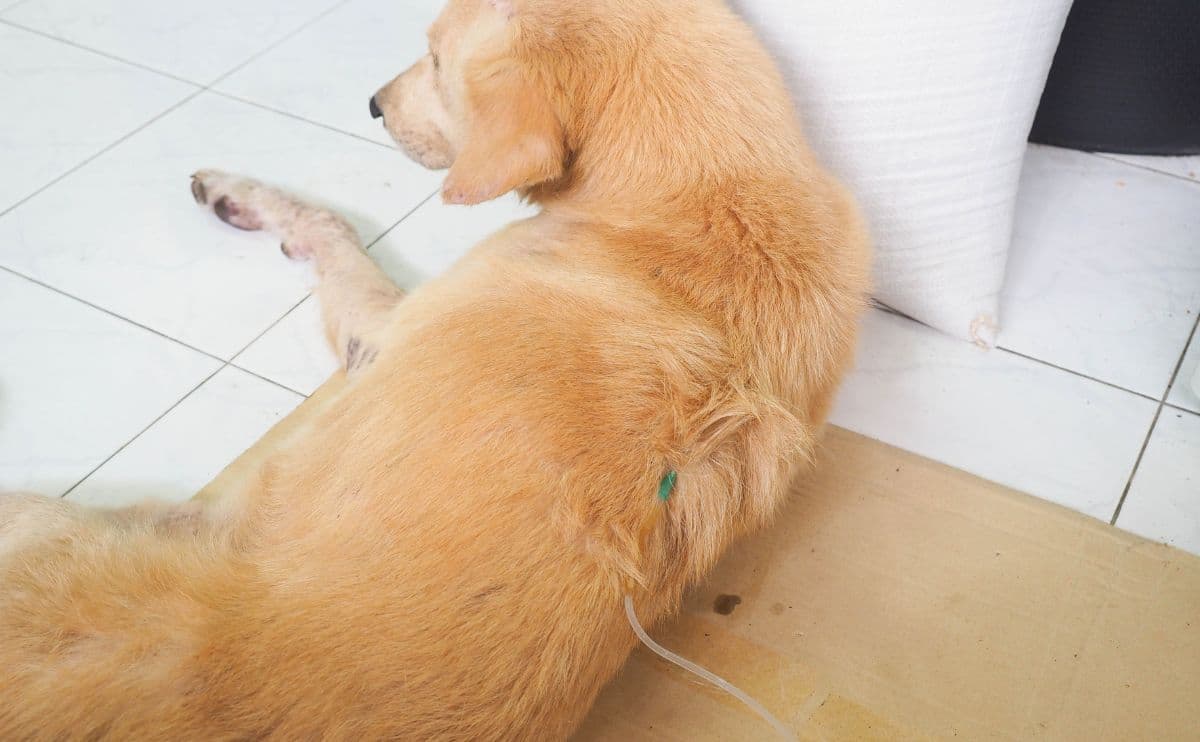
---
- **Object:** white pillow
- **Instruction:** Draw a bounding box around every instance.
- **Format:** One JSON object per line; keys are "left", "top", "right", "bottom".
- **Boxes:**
{"left": 732, "top": 1, "right": 1073, "bottom": 345}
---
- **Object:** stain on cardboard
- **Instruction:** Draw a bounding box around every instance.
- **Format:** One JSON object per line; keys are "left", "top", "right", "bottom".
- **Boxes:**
{"left": 713, "top": 594, "right": 742, "bottom": 615}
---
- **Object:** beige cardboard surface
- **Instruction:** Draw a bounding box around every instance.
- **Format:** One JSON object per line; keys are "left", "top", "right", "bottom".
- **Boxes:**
{"left": 202, "top": 379, "right": 1200, "bottom": 741}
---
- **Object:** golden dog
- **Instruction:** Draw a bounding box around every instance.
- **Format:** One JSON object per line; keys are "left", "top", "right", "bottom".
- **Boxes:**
{"left": 0, "top": 0, "right": 870, "bottom": 738}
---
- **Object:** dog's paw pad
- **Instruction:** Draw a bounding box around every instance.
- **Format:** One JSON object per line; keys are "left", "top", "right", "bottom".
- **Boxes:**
{"left": 213, "top": 195, "right": 263, "bottom": 231}
{"left": 191, "top": 170, "right": 266, "bottom": 232}
{"left": 280, "top": 241, "right": 312, "bottom": 260}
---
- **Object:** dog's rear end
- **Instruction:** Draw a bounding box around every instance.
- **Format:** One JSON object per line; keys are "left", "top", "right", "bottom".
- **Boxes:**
{"left": 0, "top": 0, "right": 870, "bottom": 738}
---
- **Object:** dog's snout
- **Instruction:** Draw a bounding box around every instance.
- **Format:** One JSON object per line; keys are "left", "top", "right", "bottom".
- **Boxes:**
{"left": 369, "top": 96, "right": 383, "bottom": 121}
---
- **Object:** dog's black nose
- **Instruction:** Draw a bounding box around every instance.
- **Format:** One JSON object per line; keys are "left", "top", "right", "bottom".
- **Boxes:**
{"left": 369, "top": 96, "right": 383, "bottom": 120}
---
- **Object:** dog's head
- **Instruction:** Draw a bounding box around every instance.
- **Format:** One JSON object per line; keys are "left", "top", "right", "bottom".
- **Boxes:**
{"left": 371, "top": 0, "right": 798, "bottom": 211}
{"left": 370, "top": 0, "right": 564, "bottom": 206}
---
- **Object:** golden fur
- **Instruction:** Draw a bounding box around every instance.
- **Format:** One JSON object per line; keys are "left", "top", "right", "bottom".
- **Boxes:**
{"left": 0, "top": 0, "right": 870, "bottom": 738}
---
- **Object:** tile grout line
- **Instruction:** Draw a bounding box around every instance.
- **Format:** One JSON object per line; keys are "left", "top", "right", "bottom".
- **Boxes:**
{"left": 994, "top": 346, "right": 1162, "bottom": 404}
{"left": 1163, "top": 402, "right": 1200, "bottom": 417}
{"left": 226, "top": 364, "right": 311, "bottom": 400}
{"left": 58, "top": 364, "right": 227, "bottom": 500}
{"left": 0, "top": 264, "right": 238, "bottom": 367}
{"left": 59, "top": 359, "right": 312, "bottom": 500}
{"left": 204, "top": 0, "right": 354, "bottom": 89}
{"left": 1, "top": 0, "right": 352, "bottom": 91}
{"left": 4, "top": 159, "right": 434, "bottom": 478}
{"left": 0, "top": 0, "right": 366, "bottom": 224}
{"left": 2, "top": 0, "right": 384, "bottom": 163}
{"left": 9, "top": 179, "right": 436, "bottom": 494}
{"left": 876, "top": 302, "right": 1191, "bottom": 525}
{"left": 209, "top": 90, "right": 399, "bottom": 152}
{"left": 0, "top": 268, "right": 313, "bottom": 491}
{"left": 1090, "top": 152, "right": 1200, "bottom": 188}
{"left": 1108, "top": 316, "right": 1197, "bottom": 526}
{"left": 1108, "top": 405, "right": 1163, "bottom": 526}
{"left": 1161, "top": 313, "right": 1200, "bottom": 404}
{"left": 5, "top": 0, "right": 415, "bottom": 496}
{"left": 878, "top": 301, "right": 1175, "bottom": 403}
{"left": 0, "top": 88, "right": 205, "bottom": 221}
{"left": 362, "top": 191, "right": 443, "bottom": 253}
{"left": 0, "top": 18, "right": 205, "bottom": 86}
{"left": 0, "top": 0, "right": 35, "bottom": 15}
{"left": 0, "top": 264, "right": 230, "bottom": 365}
{"left": 1, "top": 0, "right": 397, "bottom": 224}
{"left": 1, "top": 0, "right": 408, "bottom": 293}
{"left": 225, "top": 188, "right": 440, "bottom": 367}
{"left": 3, "top": 0, "right": 425, "bottom": 441}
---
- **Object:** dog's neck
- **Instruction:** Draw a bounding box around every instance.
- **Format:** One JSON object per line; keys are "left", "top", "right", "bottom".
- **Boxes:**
{"left": 521, "top": 26, "right": 816, "bottom": 219}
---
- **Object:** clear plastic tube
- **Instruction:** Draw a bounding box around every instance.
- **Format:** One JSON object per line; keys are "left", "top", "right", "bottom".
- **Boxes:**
{"left": 623, "top": 595, "right": 797, "bottom": 740}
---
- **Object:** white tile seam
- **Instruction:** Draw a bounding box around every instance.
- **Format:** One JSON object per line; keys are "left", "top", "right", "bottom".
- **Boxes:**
{"left": 225, "top": 188, "right": 440, "bottom": 369}
{"left": 226, "top": 363, "right": 310, "bottom": 400}
{"left": 879, "top": 303, "right": 1167, "bottom": 407}
{"left": 0, "top": 0, "right": 363, "bottom": 224}
{"left": 873, "top": 313, "right": 1163, "bottom": 405}
{"left": 68, "top": 174, "right": 437, "bottom": 497}
{"left": 0, "top": 0, "right": 33, "bottom": 15}
{"left": 0, "top": 0, "right": 436, "bottom": 403}
{"left": 6, "top": 257, "right": 319, "bottom": 499}
{"left": 54, "top": 364, "right": 308, "bottom": 501}
{"left": 0, "top": 87, "right": 205, "bottom": 222}
{"left": 868, "top": 300, "right": 1166, "bottom": 408}
{"left": 8, "top": 186, "right": 441, "bottom": 495}
{"left": 0, "top": 0, "right": 352, "bottom": 90}
{"left": 0, "top": 18, "right": 203, "bottom": 86}
{"left": 5, "top": 264, "right": 304, "bottom": 398}
{"left": 209, "top": 90, "right": 400, "bottom": 152}
{"left": 58, "top": 175, "right": 437, "bottom": 498}
{"left": 1163, "top": 313, "right": 1200, "bottom": 404}
{"left": 865, "top": 311, "right": 1171, "bottom": 526}
{"left": 1108, "top": 313, "right": 1196, "bottom": 525}
{"left": 2, "top": 188, "right": 439, "bottom": 465}
{"left": 1102, "top": 314, "right": 1196, "bottom": 525}
{"left": 203, "top": 0, "right": 354, "bottom": 89}
{"left": 1109, "top": 405, "right": 1164, "bottom": 526}
{"left": 1164, "top": 402, "right": 1200, "bottom": 417}
{"left": 364, "top": 191, "right": 443, "bottom": 253}
{"left": 1090, "top": 151, "right": 1200, "bottom": 189}
{"left": 58, "top": 364, "right": 226, "bottom": 499}
{"left": 0, "top": 261, "right": 226, "bottom": 364}
{"left": 0, "top": 134, "right": 435, "bottom": 374}
{"left": 994, "top": 345, "right": 1162, "bottom": 404}
{"left": 0, "top": 6, "right": 386, "bottom": 224}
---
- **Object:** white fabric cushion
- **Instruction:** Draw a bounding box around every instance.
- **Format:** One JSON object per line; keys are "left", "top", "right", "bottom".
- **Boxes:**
{"left": 733, "top": 0, "right": 1073, "bottom": 345}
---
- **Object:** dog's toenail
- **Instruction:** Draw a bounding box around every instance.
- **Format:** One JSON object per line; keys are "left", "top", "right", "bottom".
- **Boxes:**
{"left": 190, "top": 177, "right": 207, "bottom": 205}
{"left": 280, "top": 242, "right": 292, "bottom": 258}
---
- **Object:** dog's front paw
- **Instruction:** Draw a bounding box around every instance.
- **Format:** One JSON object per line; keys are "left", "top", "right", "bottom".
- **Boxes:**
{"left": 190, "top": 170, "right": 265, "bottom": 232}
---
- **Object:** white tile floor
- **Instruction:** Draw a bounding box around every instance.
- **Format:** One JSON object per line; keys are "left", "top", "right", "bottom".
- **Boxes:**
{"left": 2, "top": 0, "right": 1198, "bottom": 556}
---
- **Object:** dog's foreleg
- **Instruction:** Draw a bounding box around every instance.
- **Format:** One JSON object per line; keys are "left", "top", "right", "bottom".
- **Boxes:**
{"left": 190, "top": 170, "right": 402, "bottom": 374}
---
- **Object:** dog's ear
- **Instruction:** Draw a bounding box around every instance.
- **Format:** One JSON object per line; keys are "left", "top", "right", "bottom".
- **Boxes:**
{"left": 442, "top": 60, "right": 564, "bottom": 205}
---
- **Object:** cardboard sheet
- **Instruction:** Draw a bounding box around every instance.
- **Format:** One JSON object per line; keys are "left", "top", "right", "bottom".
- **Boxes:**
{"left": 202, "top": 379, "right": 1200, "bottom": 741}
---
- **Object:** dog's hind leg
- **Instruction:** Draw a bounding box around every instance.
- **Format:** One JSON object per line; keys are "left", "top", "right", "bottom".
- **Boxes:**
{"left": 190, "top": 170, "right": 402, "bottom": 374}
